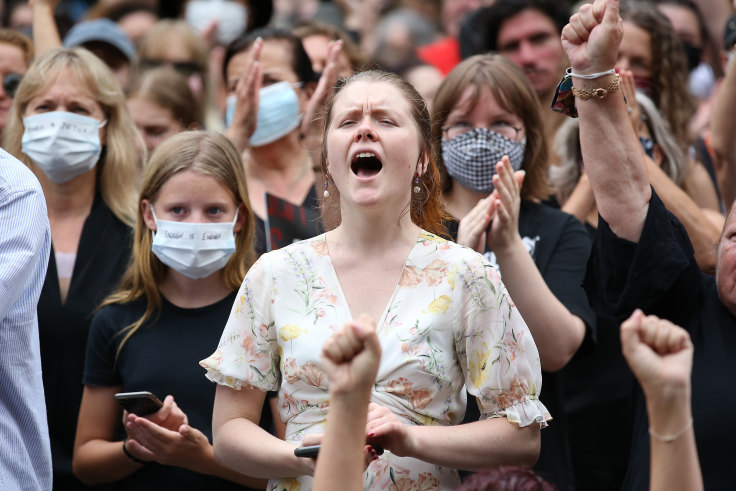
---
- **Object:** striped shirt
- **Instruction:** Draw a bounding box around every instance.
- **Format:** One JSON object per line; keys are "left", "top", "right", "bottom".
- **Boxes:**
{"left": 0, "top": 148, "right": 52, "bottom": 490}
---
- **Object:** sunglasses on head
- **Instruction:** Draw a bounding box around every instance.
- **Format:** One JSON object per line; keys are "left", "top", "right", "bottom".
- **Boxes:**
{"left": 139, "top": 58, "right": 204, "bottom": 77}
{"left": 2, "top": 73, "right": 22, "bottom": 98}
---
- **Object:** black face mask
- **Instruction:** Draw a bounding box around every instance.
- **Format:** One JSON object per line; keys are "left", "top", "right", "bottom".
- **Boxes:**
{"left": 681, "top": 41, "right": 702, "bottom": 72}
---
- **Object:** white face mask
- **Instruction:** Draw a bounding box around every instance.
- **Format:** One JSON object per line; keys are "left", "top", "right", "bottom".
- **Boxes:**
{"left": 249, "top": 81, "right": 302, "bottom": 147}
{"left": 150, "top": 209, "right": 238, "bottom": 279}
{"left": 22, "top": 111, "right": 106, "bottom": 184}
{"left": 185, "top": 0, "right": 248, "bottom": 46}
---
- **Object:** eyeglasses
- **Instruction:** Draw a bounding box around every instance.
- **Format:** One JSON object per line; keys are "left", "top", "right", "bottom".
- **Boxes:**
{"left": 2, "top": 73, "right": 22, "bottom": 98}
{"left": 139, "top": 58, "right": 204, "bottom": 77}
{"left": 442, "top": 122, "right": 523, "bottom": 141}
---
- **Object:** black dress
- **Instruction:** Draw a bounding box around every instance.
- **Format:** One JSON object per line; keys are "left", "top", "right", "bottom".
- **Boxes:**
{"left": 584, "top": 190, "right": 736, "bottom": 490}
{"left": 449, "top": 201, "right": 596, "bottom": 491}
{"left": 38, "top": 194, "right": 132, "bottom": 490}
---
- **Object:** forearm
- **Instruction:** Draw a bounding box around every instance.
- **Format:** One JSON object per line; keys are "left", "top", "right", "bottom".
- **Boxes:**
{"left": 710, "top": 45, "right": 736, "bottom": 208}
{"left": 405, "top": 418, "right": 540, "bottom": 471}
{"left": 314, "top": 394, "right": 371, "bottom": 491}
{"left": 575, "top": 74, "right": 651, "bottom": 242}
{"left": 31, "top": 2, "right": 62, "bottom": 56}
{"left": 213, "top": 418, "right": 311, "bottom": 478}
{"left": 73, "top": 439, "right": 143, "bottom": 485}
{"left": 646, "top": 159, "right": 720, "bottom": 273}
{"left": 196, "top": 442, "right": 268, "bottom": 488}
{"left": 560, "top": 175, "right": 596, "bottom": 224}
{"left": 646, "top": 389, "right": 702, "bottom": 491}
{"left": 495, "top": 239, "right": 585, "bottom": 371}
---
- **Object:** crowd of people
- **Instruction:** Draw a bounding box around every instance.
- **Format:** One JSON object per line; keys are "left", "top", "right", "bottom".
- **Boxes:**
{"left": 0, "top": 0, "right": 734, "bottom": 490}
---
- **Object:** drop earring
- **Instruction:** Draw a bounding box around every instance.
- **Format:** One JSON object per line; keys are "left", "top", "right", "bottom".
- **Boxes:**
{"left": 323, "top": 169, "right": 330, "bottom": 198}
{"left": 413, "top": 173, "right": 421, "bottom": 194}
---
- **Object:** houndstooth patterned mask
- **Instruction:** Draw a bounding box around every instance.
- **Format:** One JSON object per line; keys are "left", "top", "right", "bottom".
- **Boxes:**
{"left": 441, "top": 128, "right": 526, "bottom": 194}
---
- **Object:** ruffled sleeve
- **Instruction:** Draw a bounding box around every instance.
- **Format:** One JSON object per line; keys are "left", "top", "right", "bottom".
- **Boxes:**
{"left": 453, "top": 252, "right": 550, "bottom": 428}
{"left": 200, "top": 255, "right": 281, "bottom": 391}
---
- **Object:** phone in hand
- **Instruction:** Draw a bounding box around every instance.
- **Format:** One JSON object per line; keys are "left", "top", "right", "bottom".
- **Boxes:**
{"left": 293, "top": 444, "right": 384, "bottom": 459}
{"left": 114, "top": 391, "right": 163, "bottom": 416}
{"left": 294, "top": 444, "right": 321, "bottom": 458}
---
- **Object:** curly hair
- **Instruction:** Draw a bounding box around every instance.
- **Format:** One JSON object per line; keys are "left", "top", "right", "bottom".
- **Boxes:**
{"left": 621, "top": 1, "right": 695, "bottom": 151}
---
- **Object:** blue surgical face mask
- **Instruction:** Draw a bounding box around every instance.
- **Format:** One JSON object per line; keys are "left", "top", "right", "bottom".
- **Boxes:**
{"left": 249, "top": 81, "right": 301, "bottom": 147}
{"left": 151, "top": 209, "right": 238, "bottom": 279}
{"left": 22, "top": 111, "right": 107, "bottom": 184}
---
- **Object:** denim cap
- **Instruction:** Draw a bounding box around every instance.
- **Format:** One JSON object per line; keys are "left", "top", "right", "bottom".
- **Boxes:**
{"left": 63, "top": 18, "right": 135, "bottom": 61}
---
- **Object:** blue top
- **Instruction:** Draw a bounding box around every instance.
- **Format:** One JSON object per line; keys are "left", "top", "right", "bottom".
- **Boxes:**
{"left": 0, "top": 148, "right": 52, "bottom": 490}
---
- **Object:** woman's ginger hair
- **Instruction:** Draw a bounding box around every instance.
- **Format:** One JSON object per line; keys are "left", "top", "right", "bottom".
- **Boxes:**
{"left": 3, "top": 47, "right": 139, "bottom": 226}
{"left": 431, "top": 54, "right": 552, "bottom": 203}
{"left": 101, "top": 131, "right": 256, "bottom": 357}
{"left": 320, "top": 70, "right": 450, "bottom": 237}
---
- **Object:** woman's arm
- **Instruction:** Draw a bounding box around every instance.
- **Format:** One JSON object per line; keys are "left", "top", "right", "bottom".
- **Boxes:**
{"left": 366, "top": 406, "right": 540, "bottom": 470}
{"left": 29, "top": 0, "right": 62, "bottom": 56}
{"left": 620, "top": 311, "right": 702, "bottom": 491}
{"left": 645, "top": 156, "right": 722, "bottom": 274}
{"left": 710, "top": 49, "right": 736, "bottom": 210}
{"left": 73, "top": 385, "right": 143, "bottom": 484}
{"left": 560, "top": 172, "right": 596, "bottom": 224}
{"left": 487, "top": 158, "right": 586, "bottom": 371}
{"left": 681, "top": 159, "right": 722, "bottom": 213}
{"left": 212, "top": 384, "right": 314, "bottom": 478}
{"left": 123, "top": 414, "right": 267, "bottom": 488}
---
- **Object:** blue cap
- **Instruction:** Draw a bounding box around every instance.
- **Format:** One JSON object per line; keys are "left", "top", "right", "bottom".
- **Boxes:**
{"left": 63, "top": 18, "right": 135, "bottom": 61}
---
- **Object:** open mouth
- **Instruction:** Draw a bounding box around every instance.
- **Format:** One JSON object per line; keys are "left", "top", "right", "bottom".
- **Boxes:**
{"left": 351, "top": 152, "right": 383, "bottom": 178}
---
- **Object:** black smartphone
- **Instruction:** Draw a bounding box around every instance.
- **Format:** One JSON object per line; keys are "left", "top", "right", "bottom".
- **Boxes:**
{"left": 293, "top": 444, "right": 384, "bottom": 459}
{"left": 114, "top": 391, "right": 163, "bottom": 415}
{"left": 294, "top": 444, "right": 321, "bottom": 458}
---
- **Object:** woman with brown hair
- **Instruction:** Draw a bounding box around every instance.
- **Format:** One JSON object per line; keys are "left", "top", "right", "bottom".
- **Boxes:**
{"left": 201, "top": 69, "right": 549, "bottom": 490}
{"left": 433, "top": 53, "right": 595, "bottom": 490}
{"left": 126, "top": 66, "right": 202, "bottom": 156}
{"left": 72, "top": 131, "right": 267, "bottom": 490}
{"left": 617, "top": 1, "right": 721, "bottom": 213}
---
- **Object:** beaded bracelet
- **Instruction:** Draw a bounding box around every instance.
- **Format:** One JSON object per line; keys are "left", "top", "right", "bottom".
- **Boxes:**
{"left": 648, "top": 417, "right": 694, "bottom": 443}
{"left": 122, "top": 438, "right": 150, "bottom": 465}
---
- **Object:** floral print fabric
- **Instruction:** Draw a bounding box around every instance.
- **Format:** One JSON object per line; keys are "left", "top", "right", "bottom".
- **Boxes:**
{"left": 201, "top": 231, "right": 550, "bottom": 490}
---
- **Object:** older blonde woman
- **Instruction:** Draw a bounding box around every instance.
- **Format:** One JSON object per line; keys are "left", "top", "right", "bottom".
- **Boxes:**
{"left": 3, "top": 47, "right": 139, "bottom": 489}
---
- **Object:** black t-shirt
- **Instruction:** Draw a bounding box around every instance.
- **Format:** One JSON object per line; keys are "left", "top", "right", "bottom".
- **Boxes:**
{"left": 450, "top": 201, "right": 595, "bottom": 491}
{"left": 584, "top": 190, "right": 736, "bottom": 491}
{"left": 84, "top": 292, "right": 271, "bottom": 490}
{"left": 38, "top": 194, "right": 132, "bottom": 489}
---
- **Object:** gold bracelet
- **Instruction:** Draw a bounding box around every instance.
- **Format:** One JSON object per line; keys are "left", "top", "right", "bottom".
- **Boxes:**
{"left": 571, "top": 73, "right": 621, "bottom": 101}
{"left": 648, "top": 417, "right": 693, "bottom": 443}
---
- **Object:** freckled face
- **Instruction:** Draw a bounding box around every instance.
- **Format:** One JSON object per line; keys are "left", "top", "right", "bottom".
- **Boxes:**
{"left": 326, "top": 80, "right": 424, "bottom": 212}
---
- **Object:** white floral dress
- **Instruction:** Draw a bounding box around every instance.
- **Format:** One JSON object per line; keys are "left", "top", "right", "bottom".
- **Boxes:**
{"left": 201, "top": 231, "right": 550, "bottom": 491}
